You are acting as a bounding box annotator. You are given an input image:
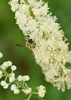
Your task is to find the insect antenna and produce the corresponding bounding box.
[16,43,25,47]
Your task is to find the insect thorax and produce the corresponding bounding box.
[25,39,36,49]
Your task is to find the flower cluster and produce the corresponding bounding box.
[0,52,46,99]
[9,0,71,91]
[37,85,46,98]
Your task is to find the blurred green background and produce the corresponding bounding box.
[0,0,71,100]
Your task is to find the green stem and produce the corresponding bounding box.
[24,0,35,19]
[27,94,32,100]
[32,93,45,100]
[29,7,35,19]
[24,0,29,5]
[0,67,9,77]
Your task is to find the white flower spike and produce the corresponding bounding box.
[9,0,71,91]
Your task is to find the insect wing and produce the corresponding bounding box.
[30,48,35,58]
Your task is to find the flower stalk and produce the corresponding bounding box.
[0,52,46,100]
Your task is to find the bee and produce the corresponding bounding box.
[16,38,36,57]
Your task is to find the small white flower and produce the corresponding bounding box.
[1,80,6,86]
[17,75,23,81]
[11,84,20,94]
[11,65,17,71]
[0,71,3,78]
[3,83,9,89]
[1,80,9,89]
[5,61,12,66]
[22,75,30,81]
[22,87,32,95]
[11,84,17,91]
[20,5,29,14]
[8,61,12,66]
[37,85,46,98]
[1,61,12,69]
[0,52,3,58]
[0,65,6,70]
[9,73,15,82]
[14,88,20,94]
[9,0,19,12]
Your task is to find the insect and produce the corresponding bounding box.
[16,38,36,57]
